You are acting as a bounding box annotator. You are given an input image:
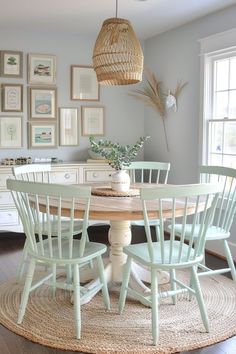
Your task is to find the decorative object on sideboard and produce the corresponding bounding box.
[92,0,143,85]
[1,157,32,166]
[0,50,23,78]
[129,68,187,151]
[89,135,150,192]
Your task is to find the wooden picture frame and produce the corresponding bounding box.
[0,116,23,148]
[28,53,56,85]
[0,50,23,78]
[71,65,99,101]
[81,106,105,136]
[1,84,23,112]
[28,122,57,149]
[59,107,79,146]
[29,86,57,120]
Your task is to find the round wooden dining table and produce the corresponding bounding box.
[43,182,202,304]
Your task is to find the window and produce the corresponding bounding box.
[206,53,236,167]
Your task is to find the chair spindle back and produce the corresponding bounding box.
[141,184,221,265]
[7,179,91,260]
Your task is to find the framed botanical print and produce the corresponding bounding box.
[0,116,23,148]
[0,50,23,78]
[28,53,56,85]
[71,65,99,101]
[28,122,57,149]
[81,106,105,136]
[29,87,57,120]
[1,84,23,112]
[59,108,79,146]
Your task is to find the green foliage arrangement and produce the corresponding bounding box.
[89,136,150,170]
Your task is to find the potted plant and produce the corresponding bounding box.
[89,136,150,192]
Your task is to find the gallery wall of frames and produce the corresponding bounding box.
[0,50,105,150]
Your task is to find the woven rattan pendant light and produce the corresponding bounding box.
[92,0,144,85]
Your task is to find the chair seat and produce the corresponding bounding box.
[131,220,160,227]
[172,224,230,240]
[29,239,107,264]
[35,219,83,237]
[123,240,196,267]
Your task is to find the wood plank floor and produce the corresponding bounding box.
[0,227,235,354]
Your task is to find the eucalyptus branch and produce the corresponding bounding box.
[89,136,150,170]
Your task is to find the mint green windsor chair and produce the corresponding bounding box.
[7,179,110,339]
[119,183,221,345]
[127,161,171,240]
[12,164,85,281]
[173,165,236,283]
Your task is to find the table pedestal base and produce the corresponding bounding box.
[79,220,170,304]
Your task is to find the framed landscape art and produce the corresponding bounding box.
[0,50,23,78]
[28,122,57,149]
[29,87,57,120]
[28,53,56,85]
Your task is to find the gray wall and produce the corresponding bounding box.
[0,29,145,161]
[144,5,236,184]
[144,5,236,259]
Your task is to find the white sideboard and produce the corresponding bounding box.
[0,161,113,232]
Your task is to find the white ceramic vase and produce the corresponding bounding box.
[111,170,130,192]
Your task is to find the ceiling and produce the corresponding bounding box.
[0,0,235,39]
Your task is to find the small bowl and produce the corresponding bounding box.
[88,149,106,160]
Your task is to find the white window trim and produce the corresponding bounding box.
[198,28,236,168]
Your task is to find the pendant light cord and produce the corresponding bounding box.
[115,0,118,18]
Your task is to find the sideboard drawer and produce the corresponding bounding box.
[85,170,113,182]
[0,191,14,206]
[0,209,20,226]
[50,170,78,184]
[0,173,13,189]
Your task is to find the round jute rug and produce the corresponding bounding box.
[0,272,235,354]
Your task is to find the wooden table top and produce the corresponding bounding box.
[37,183,204,222]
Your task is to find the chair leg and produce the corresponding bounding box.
[73,264,81,339]
[17,240,29,282]
[170,269,177,305]
[191,266,209,332]
[18,258,36,324]
[119,256,132,314]
[223,240,236,283]
[151,267,159,345]
[97,255,110,310]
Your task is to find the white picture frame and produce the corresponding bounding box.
[81,106,105,136]
[0,116,23,148]
[59,108,79,146]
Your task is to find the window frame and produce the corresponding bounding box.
[200,47,236,167]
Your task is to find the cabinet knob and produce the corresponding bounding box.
[64,173,70,179]
[93,173,98,178]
